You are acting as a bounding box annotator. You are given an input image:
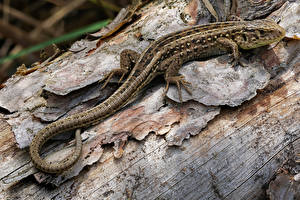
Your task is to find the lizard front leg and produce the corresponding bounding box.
[101,49,140,89]
[163,57,192,102]
[216,37,245,67]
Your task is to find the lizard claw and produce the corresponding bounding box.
[164,75,192,102]
[101,68,128,89]
[228,55,246,68]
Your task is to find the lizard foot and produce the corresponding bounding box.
[164,75,192,102]
[228,55,247,68]
[101,68,128,89]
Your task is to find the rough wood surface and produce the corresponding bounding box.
[0,0,299,199]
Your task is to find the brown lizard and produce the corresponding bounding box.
[29,19,285,173]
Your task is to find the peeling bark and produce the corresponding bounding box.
[0,0,299,199]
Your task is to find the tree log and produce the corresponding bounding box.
[0,0,299,199]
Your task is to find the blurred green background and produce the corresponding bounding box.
[0,0,131,84]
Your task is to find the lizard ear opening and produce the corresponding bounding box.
[233,34,249,49]
[242,34,247,42]
[258,30,266,36]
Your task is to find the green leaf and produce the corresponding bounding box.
[0,19,110,65]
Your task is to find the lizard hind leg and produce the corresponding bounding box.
[101,49,140,89]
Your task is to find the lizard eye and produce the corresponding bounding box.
[258,30,266,37]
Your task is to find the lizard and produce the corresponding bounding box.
[29,19,285,174]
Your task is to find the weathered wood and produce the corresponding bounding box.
[0,0,299,199]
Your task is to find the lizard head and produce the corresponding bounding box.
[234,19,286,50]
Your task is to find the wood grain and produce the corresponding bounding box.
[0,0,299,199]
